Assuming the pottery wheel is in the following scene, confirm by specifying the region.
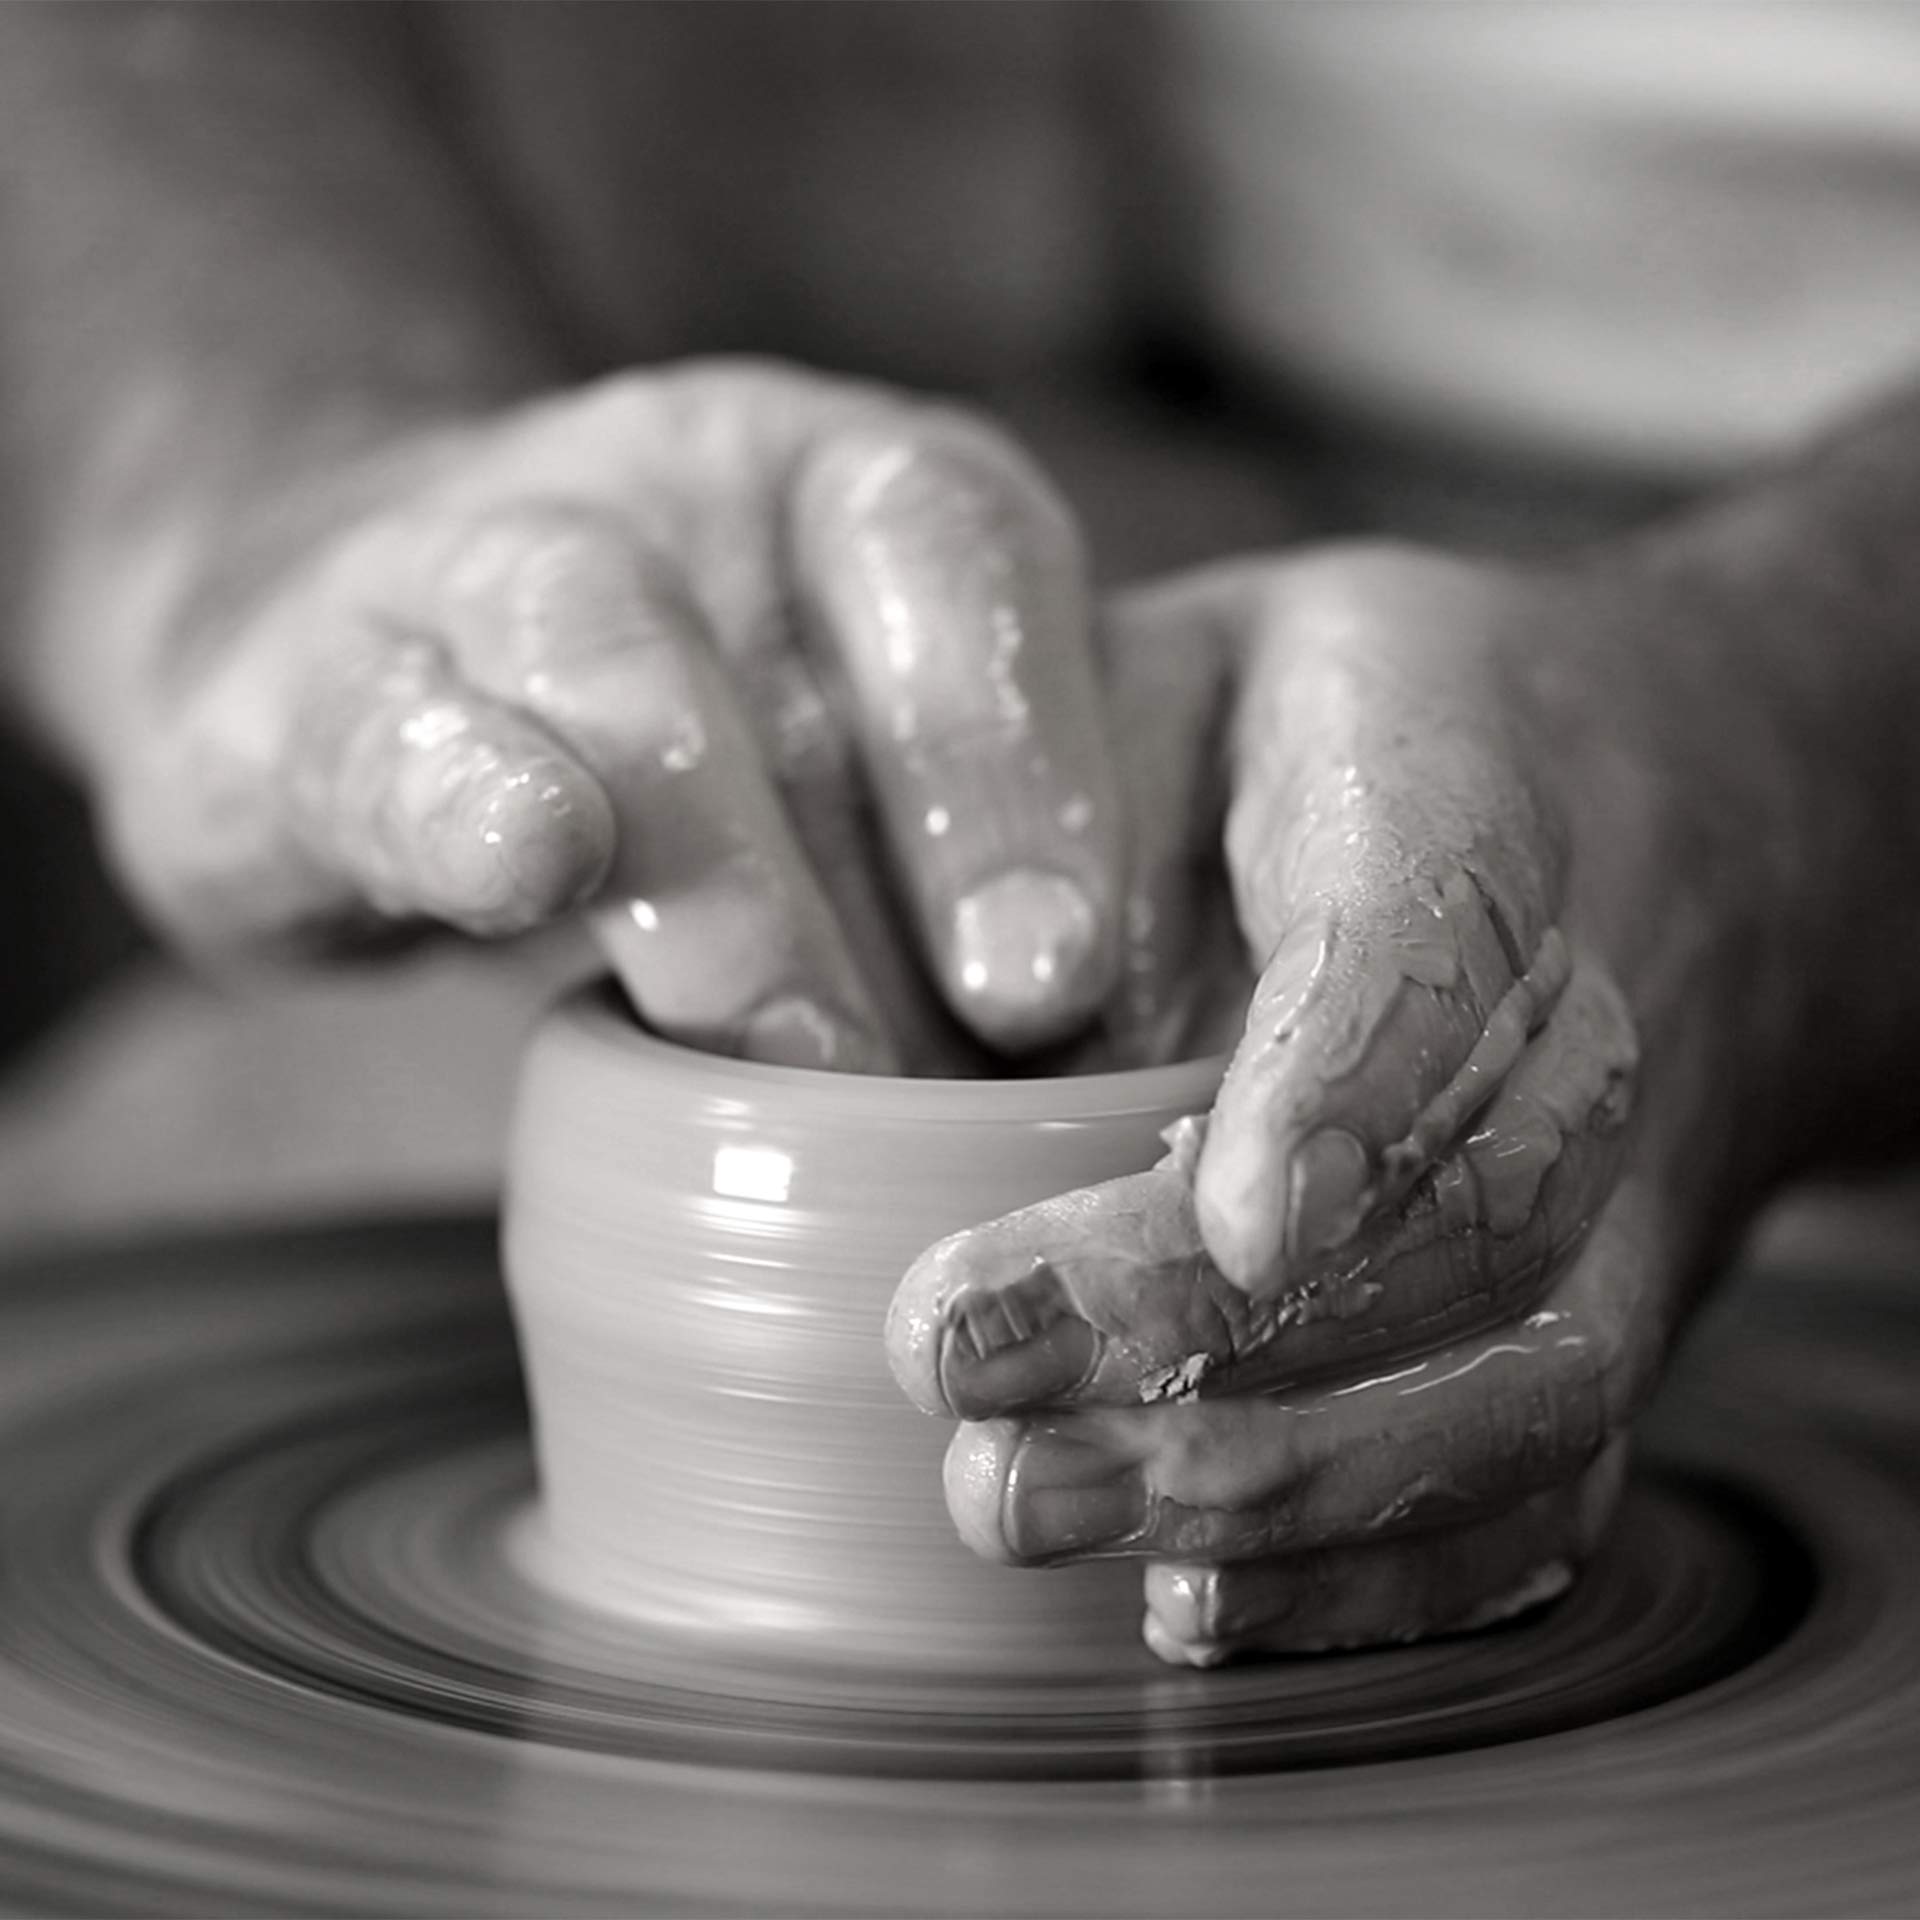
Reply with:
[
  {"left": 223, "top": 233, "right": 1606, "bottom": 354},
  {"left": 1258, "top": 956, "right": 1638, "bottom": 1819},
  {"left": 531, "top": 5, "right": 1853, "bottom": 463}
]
[{"left": 0, "top": 1218, "right": 1914, "bottom": 1916}]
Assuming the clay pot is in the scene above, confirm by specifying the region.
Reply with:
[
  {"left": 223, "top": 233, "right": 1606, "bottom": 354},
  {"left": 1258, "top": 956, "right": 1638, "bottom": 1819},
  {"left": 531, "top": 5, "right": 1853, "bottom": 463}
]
[{"left": 503, "top": 982, "right": 1219, "bottom": 1674}]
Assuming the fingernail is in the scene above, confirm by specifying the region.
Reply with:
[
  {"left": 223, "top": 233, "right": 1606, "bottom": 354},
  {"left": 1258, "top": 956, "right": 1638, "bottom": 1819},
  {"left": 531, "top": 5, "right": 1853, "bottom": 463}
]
[
  {"left": 948, "top": 868, "right": 1103, "bottom": 1046},
  {"left": 1004, "top": 1429, "right": 1146, "bottom": 1562},
  {"left": 938, "top": 1274, "right": 1099, "bottom": 1418},
  {"left": 1286, "top": 1127, "right": 1373, "bottom": 1262},
  {"left": 418, "top": 759, "right": 610, "bottom": 929},
  {"left": 741, "top": 995, "right": 895, "bottom": 1074},
  {"left": 485, "top": 769, "right": 614, "bottom": 919}
]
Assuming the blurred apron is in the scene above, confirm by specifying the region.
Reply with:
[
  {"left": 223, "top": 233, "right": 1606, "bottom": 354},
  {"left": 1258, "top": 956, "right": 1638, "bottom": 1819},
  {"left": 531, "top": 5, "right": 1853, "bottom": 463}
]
[{"left": 1164, "top": 0, "right": 1920, "bottom": 538}]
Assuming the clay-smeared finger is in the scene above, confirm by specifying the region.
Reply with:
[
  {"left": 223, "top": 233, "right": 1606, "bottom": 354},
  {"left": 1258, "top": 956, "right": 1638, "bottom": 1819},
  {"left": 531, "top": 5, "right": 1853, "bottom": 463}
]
[
  {"left": 1193, "top": 553, "right": 1571, "bottom": 1293},
  {"left": 792, "top": 411, "right": 1124, "bottom": 1052},
  {"left": 889, "top": 953, "right": 1635, "bottom": 1418},
  {"left": 1142, "top": 1442, "right": 1626, "bottom": 1665},
  {"left": 380, "top": 503, "right": 895, "bottom": 1070},
  {"left": 888, "top": 1142, "right": 1247, "bottom": 1424},
  {"left": 287, "top": 629, "right": 614, "bottom": 938},
  {"left": 939, "top": 1184, "right": 1664, "bottom": 1567}
]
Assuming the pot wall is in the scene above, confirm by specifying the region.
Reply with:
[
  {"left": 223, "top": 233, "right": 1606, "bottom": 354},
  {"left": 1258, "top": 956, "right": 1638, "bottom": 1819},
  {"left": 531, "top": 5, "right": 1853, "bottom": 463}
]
[{"left": 504, "top": 983, "right": 1220, "bottom": 1673}]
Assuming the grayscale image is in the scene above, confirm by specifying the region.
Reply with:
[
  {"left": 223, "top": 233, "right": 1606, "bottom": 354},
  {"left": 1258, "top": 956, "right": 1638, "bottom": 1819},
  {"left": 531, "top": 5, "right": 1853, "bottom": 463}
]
[{"left": 0, "top": 5, "right": 1914, "bottom": 1915}]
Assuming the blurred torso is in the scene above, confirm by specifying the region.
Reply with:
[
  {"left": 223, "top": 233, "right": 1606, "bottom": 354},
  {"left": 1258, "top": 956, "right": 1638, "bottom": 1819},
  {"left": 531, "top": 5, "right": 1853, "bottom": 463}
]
[
  {"left": 18, "top": 0, "right": 1920, "bottom": 1241},
  {"left": 440, "top": 0, "right": 1920, "bottom": 481}
]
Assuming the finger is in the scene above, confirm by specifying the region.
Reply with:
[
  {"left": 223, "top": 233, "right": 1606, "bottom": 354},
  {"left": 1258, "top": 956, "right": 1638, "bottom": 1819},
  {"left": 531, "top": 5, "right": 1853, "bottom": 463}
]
[
  {"left": 889, "top": 952, "right": 1634, "bottom": 1417},
  {"left": 792, "top": 408, "right": 1124, "bottom": 1051},
  {"left": 940, "top": 1182, "right": 1665, "bottom": 1567},
  {"left": 1086, "top": 577, "right": 1246, "bottom": 1067},
  {"left": 1142, "top": 1441, "right": 1626, "bottom": 1665},
  {"left": 374, "top": 502, "right": 895, "bottom": 1070},
  {"left": 1189, "top": 553, "right": 1572, "bottom": 1291},
  {"left": 284, "top": 626, "right": 614, "bottom": 938},
  {"left": 888, "top": 1133, "right": 1242, "bottom": 1424},
  {"left": 730, "top": 643, "right": 988, "bottom": 1077}
]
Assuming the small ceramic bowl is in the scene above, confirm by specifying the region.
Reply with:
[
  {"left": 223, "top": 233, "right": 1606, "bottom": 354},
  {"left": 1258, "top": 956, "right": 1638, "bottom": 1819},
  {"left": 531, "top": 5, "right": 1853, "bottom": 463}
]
[{"left": 503, "top": 982, "right": 1219, "bottom": 1674}]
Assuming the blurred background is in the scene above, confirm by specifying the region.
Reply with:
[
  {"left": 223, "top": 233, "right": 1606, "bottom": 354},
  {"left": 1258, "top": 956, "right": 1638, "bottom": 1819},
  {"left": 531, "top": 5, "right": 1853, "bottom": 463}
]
[{"left": 5, "top": 0, "right": 1917, "bottom": 1248}]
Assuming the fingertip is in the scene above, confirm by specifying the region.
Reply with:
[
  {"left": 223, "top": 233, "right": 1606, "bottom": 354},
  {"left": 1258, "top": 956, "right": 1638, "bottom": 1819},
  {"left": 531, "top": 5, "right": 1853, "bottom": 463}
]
[
  {"left": 1144, "top": 1560, "right": 1223, "bottom": 1646},
  {"left": 885, "top": 1237, "right": 954, "bottom": 1416},
  {"left": 795, "top": 410, "right": 1123, "bottom": 1054},
  {"left": 433, "top": 753, "right": 614, "bottom": 935},
  {"left": 889, "top": 1226, "right": 998, "bottom": 1416},
  {"left": 1142, "top": 1608, "right": 1230, "bottom": 1670},
  {"left": 943, "top": 866, "right": 1117, "bottom": 1052},
  {"left": 736, "top": 994, "right": 900, "bottom": 1075},
  {"left": 1449, "top": 1558, "right": 1577, "bottom": 1634},
  {"left": 942, "top": 1420, "right": 1023, "bottom": 1566},
  {"left": 486, "top": 755, "right": 617, "bottom": 923},
  {"left": 1194, "top": 1110, "right": 1288, "bottom": 1294},
  {"left": 891, "top": 1227, "right": 1092, "bottom": 1420}
]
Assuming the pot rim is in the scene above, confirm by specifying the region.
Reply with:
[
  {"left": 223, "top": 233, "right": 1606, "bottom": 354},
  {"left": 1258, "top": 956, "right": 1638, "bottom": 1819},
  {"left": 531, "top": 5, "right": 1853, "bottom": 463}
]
[{"left": 547, "top": 979, "right": 1226, "bottom": 1127}]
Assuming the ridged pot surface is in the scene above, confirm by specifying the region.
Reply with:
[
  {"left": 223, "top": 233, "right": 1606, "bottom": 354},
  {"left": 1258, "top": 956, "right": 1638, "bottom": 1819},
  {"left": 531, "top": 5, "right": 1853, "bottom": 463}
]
[{"left": 504, "top": 983, "right": 1220, "bottom": 1674}]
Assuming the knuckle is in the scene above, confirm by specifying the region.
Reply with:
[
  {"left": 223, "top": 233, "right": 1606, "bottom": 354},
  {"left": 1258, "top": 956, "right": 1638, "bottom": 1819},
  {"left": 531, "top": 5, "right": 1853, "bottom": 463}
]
[
  {"left": 1260, "top": 540, "right": 1484, "bottom": 638},
  {"left": 440, "top": 503, "right": 636, "bottom": 629},
  {"left": 605, "top": 358, "right": 886, "bottom": 481},
  {"left": 913, "top": 402, "right": 1058, "bottom": 497},
  {"left": 567, "top": 367, "right": 667, "bottom": 434},
  {"left": 658, "top": 354, "right": 847, "bottom": 413},
  {"left": 578, "top": 632, "right": 711, "bottom": 740},
  {"left": 803, "top": 406, "right": 1074, "bottom": 554}
]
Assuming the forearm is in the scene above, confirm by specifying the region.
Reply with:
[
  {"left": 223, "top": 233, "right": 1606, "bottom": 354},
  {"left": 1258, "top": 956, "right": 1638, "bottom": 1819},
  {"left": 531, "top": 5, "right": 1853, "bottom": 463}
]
[
  {"left": 1570, "top": 389, "right": 1920, "bottom": 1181},
  {"left": 0, "top": 2, "right": 564, "bottom": 771}
]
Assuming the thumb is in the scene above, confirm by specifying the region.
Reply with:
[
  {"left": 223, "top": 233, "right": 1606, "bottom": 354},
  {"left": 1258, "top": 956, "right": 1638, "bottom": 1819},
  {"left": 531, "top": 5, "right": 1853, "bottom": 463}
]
[{"left": 1193, "top": 549, "right": 1570, "bottom": 1292}]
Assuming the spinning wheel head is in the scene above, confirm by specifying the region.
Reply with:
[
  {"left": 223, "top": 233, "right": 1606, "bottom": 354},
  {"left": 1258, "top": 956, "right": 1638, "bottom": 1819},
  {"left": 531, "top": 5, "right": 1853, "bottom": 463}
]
[{"left": 0, "top": 1216, "right": 1909, "bottom": 1911}]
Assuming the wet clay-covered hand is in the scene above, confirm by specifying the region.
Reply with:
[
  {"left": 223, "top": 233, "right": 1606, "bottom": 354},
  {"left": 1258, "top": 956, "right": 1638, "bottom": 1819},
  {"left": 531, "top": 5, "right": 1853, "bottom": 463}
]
[
  {"left": 892, "top": 542, "right": 1824, "bottom": 1662},
  {"left": 97, "top": 364, "right": 1124, "bottom": 1071}
]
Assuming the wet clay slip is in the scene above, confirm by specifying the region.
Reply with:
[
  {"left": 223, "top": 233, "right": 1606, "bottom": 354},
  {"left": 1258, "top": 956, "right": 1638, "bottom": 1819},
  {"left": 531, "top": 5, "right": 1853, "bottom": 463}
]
[{"left": 503, "top": 983, "right": 1220, "bottom": 1673}]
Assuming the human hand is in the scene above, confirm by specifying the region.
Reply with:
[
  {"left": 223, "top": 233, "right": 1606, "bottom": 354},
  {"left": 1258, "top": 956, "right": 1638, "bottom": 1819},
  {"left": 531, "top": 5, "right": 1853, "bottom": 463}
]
[
  {"left": 98, "top": 361, "right": 1126, "bottom": 1070},
  {"left": 891, "top": 543, "right": 1810, "bottom": 1662}
]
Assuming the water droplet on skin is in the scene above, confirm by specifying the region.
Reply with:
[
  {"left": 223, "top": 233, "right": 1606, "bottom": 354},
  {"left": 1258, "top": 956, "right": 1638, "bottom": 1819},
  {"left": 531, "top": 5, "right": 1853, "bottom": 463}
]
[
  {"left": 650, "top": 693, "right": 712, "bottom": 771},
  {"left": 1333, "top": 1359, "right": 1430, "bottom": 1397},
  {"left": 399, "top": 704, "right": 470, "bottom": 751}
]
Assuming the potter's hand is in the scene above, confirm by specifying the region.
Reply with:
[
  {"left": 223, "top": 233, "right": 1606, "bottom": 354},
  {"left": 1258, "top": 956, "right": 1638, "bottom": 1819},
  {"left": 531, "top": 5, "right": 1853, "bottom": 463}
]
[
  {"left": 104, "top": 363, "right": 1122, "bottom": 1069},
  {"left": 893, "top": 544, "right": 1796, "bottom": 1662}
]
